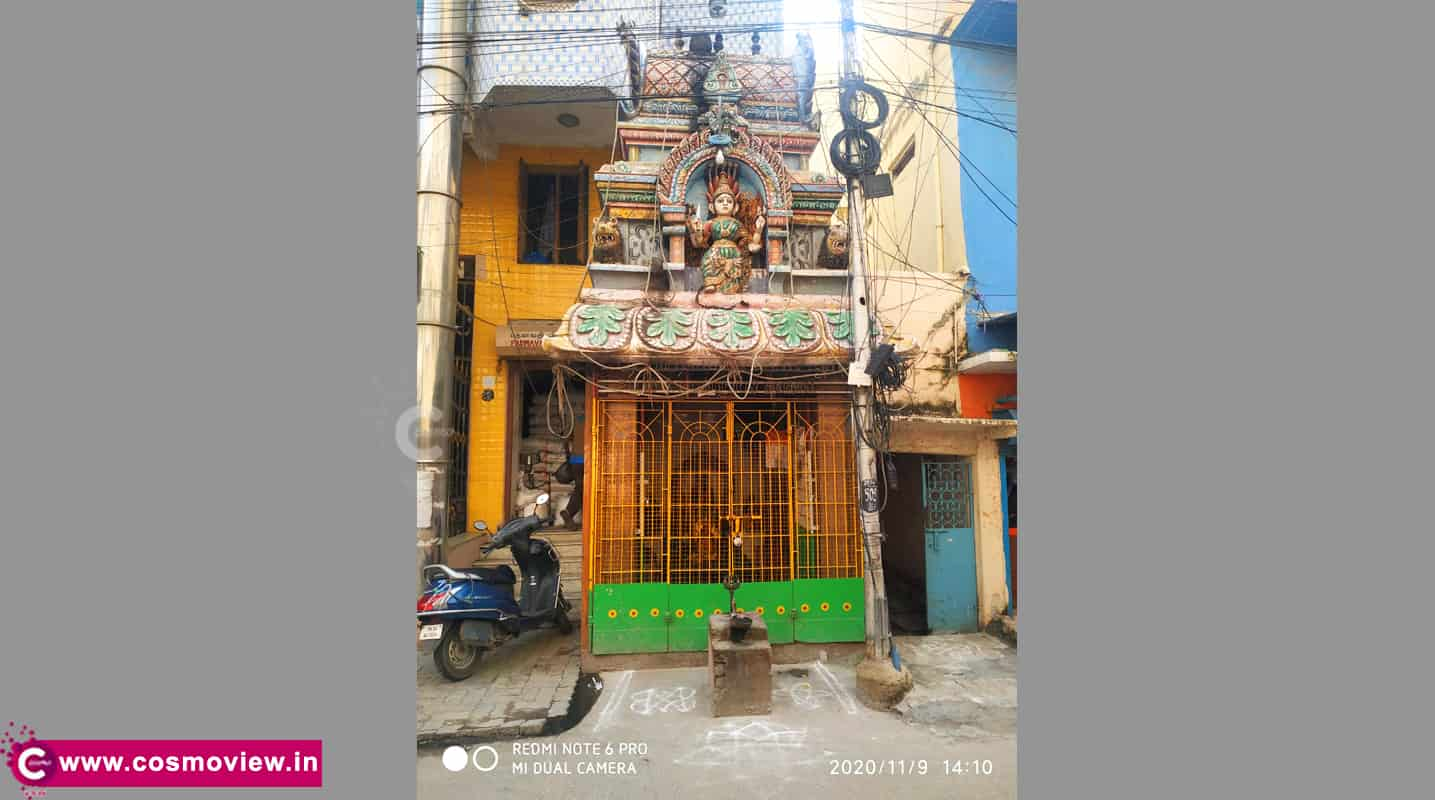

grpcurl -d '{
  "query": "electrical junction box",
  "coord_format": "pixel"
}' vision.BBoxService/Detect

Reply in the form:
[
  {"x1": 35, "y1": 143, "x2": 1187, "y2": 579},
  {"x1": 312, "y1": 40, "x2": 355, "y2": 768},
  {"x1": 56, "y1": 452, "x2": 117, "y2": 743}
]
[{"x1": 847, "y1": 362, "x2": 873, "y2": 387}]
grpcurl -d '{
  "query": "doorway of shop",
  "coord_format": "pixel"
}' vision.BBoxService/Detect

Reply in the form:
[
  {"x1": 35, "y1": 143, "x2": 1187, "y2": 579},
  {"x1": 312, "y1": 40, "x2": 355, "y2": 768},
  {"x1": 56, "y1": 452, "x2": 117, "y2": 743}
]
[{"x1": 878, "y1": 454, "x2": 981, "y2": 634}]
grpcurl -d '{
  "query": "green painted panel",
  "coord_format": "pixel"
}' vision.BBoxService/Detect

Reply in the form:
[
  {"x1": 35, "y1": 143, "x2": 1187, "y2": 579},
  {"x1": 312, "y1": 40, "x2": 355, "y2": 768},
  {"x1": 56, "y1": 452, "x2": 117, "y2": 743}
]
[
  {"x1": 590, "y1": 583, "x2": 669, "y2": 654},
  {"x1": 666, "y1": 584, "x2": 733, "y2": 652},
  {"x1": 792, "y1": 578, "x2": 865, "y2": 643},
  {"x1": 734, "y1": 581, "x2": 796, "y2": 644},
  {"x1": 796, "y1": 531, "x2": 820, "y2": 577},
  {"x1": 591, "y1": 580, "x2": 850, "y2": 653}
]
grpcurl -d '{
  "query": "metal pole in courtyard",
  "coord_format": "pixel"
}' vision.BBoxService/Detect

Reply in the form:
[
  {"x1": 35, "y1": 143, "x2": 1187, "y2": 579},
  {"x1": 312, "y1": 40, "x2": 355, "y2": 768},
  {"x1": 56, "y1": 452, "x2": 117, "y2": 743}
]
[
  {"x1": 840, "y1": 0, "x2": 911, "y2": 707},
  {"x1": 416, "y1": 0, "x2": 470, "y2": 593}
]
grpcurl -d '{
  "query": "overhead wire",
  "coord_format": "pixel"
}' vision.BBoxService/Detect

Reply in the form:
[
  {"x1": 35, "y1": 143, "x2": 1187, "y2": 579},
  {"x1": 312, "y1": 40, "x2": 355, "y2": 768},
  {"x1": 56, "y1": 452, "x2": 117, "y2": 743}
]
[
  {"x1": 418, "y1": 21, "x2": 800, "y2": 52},
  {"x1": 418, "y1": 8, "x2": 984, "y2": 58},
  {"x1": 860, "y1": 38, "x2": 1016, "y2": 224},
  {"x1": 418, "y1": 0, "x2": 788, "y2": 24},
  {"x1": 842, "y1": 0, "x2": 1001, "y2": 447}
]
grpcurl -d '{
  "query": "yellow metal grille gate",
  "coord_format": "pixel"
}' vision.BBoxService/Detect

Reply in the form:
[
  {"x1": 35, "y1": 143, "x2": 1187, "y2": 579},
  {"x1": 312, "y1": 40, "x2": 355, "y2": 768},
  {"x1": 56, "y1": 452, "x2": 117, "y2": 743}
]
[{"x1": 588, "y1": 398, "x2": 867, "y2": 653}]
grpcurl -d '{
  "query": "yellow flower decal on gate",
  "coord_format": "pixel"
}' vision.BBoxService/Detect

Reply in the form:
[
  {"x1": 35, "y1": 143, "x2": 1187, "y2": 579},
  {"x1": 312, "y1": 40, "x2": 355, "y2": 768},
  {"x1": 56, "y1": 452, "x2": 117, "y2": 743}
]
[
  {"x1": 675, "y1": 608, "x2": 685, "y2": 618},
  {"x1": 842, "y1": 601, "x2": 853, "y2": 612},
  {"x1": 650, "y1": 608, "x2": 660, "y2": 617},
  {"x1": 800, "y1": 603, "x2": 811, "y2": 613},
  {"x1": 628, "y1": 608, "x2": 639, "y2": 618},
  {"x1": 776, "y1": 605, "x2": 787, "y2": 615},
  {"x1": 820, "y1": 602, "x2": 830, "y2": 612},
  {"x1": 607, "y1": 609, "x2": 618, "y2": 618},
  {"x1": 694, "y1": 609, "x2": 704, "y2": 618},
  {"x1": 755, "y1": 606, "x2": 765, "y2": 615}
]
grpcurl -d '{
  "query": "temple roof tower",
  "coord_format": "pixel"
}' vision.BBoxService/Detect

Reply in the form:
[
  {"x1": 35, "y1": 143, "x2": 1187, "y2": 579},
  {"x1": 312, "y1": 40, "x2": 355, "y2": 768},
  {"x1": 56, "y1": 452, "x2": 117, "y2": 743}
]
[{"x1": 543, "y1": 26, "x2": 911, "y2": 367}]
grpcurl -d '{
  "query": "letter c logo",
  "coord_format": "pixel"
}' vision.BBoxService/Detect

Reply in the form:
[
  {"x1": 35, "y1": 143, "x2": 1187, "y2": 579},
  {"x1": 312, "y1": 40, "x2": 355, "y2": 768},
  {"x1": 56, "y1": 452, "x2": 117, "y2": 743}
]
[{"x1": 18, "y1": 746, "x2": 50, "y2": 781}]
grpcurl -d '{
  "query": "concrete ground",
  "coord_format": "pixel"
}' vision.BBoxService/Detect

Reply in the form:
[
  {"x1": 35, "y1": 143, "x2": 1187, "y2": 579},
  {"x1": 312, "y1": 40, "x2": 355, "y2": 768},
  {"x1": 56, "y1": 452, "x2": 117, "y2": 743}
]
[
  {"x1": 417, "y1": 626, "x2": 582, "y2": 744},
  {"x1": 894, "y1": 633, "x2": 1018, "y2": 742},
  {"x1": 417, "y1": 633, "x2": 1016, "y2": 799}
]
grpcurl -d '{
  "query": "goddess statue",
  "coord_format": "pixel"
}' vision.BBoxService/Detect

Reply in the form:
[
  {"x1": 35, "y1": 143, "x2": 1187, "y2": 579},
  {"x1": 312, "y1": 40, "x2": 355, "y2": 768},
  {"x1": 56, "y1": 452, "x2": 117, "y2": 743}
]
[{"x1": 686, "y1": 164, "x2": 765, "y2": 294}]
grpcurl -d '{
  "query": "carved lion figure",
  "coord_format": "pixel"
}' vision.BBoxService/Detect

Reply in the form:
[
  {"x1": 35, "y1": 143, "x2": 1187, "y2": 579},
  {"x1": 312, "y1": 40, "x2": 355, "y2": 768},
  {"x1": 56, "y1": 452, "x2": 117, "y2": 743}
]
[
  {"x1": 817, "y1": 219, "x2": 849, "y2": 269},
  {"x1": 591, "y1": 217, "x2": 623, "y2": 263}
]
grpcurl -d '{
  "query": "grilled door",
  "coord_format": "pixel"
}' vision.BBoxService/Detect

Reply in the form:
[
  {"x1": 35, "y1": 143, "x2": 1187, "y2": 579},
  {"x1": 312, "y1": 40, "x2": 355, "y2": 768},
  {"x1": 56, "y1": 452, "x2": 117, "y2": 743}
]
[
  {"x1": 589, "y1": 402, "x2": 669, "y2": 654},
  {"x1": 922, "y1": 458, "x2": 979, "y2": 632},
  {"x1": 589, "y1": 399, "x2": 864, "y2": 654}
]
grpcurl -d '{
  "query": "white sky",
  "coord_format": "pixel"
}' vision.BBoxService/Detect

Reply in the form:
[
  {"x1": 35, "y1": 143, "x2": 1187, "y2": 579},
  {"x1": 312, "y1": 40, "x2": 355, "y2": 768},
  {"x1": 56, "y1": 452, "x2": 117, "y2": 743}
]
[
  {"x1": 782, "y1": 1, "x2": 848, "y2": 175},
  {"x1": 784, "y1": 1, "x2": 846, "y2": 83}
]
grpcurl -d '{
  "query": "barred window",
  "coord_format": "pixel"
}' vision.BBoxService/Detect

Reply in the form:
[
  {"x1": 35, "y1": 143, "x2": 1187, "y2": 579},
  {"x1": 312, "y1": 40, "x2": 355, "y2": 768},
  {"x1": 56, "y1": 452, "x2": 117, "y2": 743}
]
[{"x1": 518, "y1": 161, "x2": 589, "y2": 265}]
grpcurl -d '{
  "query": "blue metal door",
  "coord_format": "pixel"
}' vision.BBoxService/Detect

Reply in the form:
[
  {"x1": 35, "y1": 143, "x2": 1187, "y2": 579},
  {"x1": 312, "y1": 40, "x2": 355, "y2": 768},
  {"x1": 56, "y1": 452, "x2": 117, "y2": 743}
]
[{"x1": 922, "y1": 459, "x2": 979, "y2": 632}]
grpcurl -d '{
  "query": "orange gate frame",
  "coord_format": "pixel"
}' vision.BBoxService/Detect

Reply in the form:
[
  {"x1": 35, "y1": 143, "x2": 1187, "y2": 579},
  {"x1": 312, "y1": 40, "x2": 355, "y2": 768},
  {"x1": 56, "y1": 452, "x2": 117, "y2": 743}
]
[{"x1": 584, "y1": 397, "x2": 862, "y2": 596}]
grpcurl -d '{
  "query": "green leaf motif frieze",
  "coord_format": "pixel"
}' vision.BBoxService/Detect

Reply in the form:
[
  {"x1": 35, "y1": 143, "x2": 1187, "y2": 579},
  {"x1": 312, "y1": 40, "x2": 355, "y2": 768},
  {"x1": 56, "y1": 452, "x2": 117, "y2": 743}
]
[
  {"x1": 575, "y1": 305, "x2": 626, "y2": 347},
  {"x1": 767, "y1": 309, "x2": 817, "y2": 349},
  {"x1": 706, "y1": 310, "x2": 757, "y2": 350},
  {"x1": 564, "y1": 302, "x2": 877, "y2": 359},
  {"x1": 643, "y1": 308, "x2": 694, "y2": 348}
]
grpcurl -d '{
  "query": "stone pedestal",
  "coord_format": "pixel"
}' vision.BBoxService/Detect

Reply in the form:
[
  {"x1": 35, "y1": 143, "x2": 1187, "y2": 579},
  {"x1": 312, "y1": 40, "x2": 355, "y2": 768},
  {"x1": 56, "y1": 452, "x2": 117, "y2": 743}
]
[{"x1": 707, "y1": 613, "x2": 773, "y2": 717}]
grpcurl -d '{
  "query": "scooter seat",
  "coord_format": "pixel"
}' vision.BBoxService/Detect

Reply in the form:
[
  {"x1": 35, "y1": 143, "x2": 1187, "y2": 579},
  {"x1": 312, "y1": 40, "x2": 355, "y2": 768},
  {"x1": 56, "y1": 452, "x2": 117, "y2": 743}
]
[{"x1": 457, "y1": 565, "x2": 516, "y2": 584}]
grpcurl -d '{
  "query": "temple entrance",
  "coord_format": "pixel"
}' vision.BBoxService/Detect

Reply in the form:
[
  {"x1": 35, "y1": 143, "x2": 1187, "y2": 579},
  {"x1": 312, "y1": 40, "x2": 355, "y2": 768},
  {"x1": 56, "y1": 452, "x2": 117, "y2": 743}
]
[{"x1": 587, "y1": 398, "x2": 865, "y2": 654}]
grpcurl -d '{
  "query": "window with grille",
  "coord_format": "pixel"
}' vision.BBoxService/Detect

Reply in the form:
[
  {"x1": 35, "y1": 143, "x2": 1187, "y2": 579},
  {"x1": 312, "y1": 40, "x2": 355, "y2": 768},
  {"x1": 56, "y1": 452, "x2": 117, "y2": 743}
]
[
  {"x1": 518, "y1": 161, "x2": 589, "y2": 265},
  {"x1": 446, "y1": 265, "x2": 475, "y2": 537}
]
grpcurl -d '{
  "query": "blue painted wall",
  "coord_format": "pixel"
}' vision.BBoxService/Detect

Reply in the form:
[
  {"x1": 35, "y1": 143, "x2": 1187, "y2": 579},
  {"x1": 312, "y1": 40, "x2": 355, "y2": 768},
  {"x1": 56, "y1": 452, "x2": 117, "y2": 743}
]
[
  {"x1": 951, "y1": 0, "x2": 1017, "y2": 353},
  {"x1": 970, "y1": 314, "x2": 1017, "y2": 353}
]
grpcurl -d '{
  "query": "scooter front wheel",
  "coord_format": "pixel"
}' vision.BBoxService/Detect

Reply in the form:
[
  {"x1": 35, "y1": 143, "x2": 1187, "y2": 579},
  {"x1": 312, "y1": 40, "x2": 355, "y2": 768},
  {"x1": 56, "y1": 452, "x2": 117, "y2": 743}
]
[{"x1": 434, "y1": 625, "x2": 483, "y2": 681}]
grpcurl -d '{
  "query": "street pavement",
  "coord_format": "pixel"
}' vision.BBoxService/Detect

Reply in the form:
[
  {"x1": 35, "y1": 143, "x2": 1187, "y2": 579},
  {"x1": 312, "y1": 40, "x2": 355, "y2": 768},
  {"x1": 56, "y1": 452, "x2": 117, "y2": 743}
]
[
  {"x1": 417, "y1": 633, "x2": 1016, "y2": 799},
  {"x1": 417, "y1": 625, "x2": 582, "y2": 744}
]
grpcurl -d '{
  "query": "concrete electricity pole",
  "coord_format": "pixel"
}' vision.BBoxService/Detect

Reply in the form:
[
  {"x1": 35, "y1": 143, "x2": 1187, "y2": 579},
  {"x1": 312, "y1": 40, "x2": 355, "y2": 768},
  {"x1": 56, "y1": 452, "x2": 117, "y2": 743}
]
[
  {"x1": 416, "y1": 0, "x2": 471, "y2": 593},
  {"x1": 840, "y1": 0, "x2": 913, "y2": 709}
]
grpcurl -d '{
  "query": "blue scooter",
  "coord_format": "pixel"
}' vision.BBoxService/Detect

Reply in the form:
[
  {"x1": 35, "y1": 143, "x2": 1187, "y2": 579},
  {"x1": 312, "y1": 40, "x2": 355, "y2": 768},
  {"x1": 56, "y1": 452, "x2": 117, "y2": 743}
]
[{"x1": 416, "y1": 493, "x2": 574, "y2": 680}]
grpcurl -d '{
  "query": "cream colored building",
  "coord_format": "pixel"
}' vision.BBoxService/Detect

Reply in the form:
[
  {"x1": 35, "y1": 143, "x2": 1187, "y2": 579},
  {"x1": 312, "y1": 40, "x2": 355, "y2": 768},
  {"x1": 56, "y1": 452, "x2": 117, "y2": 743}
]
[
  {"x1": 800, "y1": 1, "x2": 1015, "y2": 630},
  {"x1": 805, "y1": 1, "x2": 975, "y2": 412}
]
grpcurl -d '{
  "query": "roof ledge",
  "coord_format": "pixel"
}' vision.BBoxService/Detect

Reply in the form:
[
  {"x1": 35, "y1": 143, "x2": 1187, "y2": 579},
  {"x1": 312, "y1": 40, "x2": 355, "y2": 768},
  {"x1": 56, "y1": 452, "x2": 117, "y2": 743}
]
[{"x1": 958, "y1": 349, "x2": 1017, "y2": 374}]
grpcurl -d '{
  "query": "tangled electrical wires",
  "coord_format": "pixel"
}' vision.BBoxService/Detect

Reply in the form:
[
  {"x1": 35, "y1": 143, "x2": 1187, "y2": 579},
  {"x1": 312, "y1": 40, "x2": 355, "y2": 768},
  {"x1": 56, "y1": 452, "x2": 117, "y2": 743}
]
[
  {"x1": 829, "y1": 80, "x2": 889, "y2": 178},
  {"x1": 866, "y1": 343, "x2": 908, "y2": 393},
  {"x1": 856, "y1": 349, "x2": 908, "y2": 455}
]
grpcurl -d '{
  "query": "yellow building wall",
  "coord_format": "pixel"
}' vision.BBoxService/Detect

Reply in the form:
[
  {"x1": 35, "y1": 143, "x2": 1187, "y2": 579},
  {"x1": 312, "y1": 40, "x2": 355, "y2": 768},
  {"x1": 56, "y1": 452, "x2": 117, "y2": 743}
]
[{"x1": 459, "y1": 143, "x2": 611, "y2": 535}]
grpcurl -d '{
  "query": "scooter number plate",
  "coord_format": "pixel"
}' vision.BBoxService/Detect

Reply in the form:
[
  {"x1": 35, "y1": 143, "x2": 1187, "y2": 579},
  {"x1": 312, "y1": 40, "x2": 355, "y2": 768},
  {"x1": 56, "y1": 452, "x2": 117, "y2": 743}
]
[{"x1": 418, "y1": 624, "x2": 444, "y2": 641}]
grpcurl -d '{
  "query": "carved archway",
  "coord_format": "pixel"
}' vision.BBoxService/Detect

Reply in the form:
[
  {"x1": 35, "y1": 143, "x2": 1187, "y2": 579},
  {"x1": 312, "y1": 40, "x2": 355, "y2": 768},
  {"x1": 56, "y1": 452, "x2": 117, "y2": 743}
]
[{"x1": 657, "y1": 128, "x2": 792, "y2": 211}]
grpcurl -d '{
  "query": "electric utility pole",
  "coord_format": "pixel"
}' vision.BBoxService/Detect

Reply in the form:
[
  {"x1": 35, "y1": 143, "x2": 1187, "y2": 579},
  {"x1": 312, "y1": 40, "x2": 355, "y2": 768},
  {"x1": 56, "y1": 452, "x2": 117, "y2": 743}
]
[
  {"x1": 840, "y1": 0, "x2": 905, "y2": 703},
  {"x1": 416, "y1": 0, "x2": 470, "y2": 593}
]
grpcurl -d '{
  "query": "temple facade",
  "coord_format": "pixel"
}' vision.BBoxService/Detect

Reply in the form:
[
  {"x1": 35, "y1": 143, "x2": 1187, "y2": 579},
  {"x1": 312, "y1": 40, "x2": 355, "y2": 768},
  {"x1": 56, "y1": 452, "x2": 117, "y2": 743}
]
[
  {"x1": 532, "y1": 39, "x2": 910, "y2": 664},
  {"x1": 444, "y1": 2, "x2": 1014, "y2": 667}
]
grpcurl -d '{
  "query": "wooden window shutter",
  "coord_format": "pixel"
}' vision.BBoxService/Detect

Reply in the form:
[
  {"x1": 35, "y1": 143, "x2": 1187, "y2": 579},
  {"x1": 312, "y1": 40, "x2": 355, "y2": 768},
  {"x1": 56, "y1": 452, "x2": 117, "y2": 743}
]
[
  {"x1": 516, "y1": 159, "x2": 529, "y2": 262},
  {"x1": 579, "y1": 161, "x2": 590, "y2": 263}
]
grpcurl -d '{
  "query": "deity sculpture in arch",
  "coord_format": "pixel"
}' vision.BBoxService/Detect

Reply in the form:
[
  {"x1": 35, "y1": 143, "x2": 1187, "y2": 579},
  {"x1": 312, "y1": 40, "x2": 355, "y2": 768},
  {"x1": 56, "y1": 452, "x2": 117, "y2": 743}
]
[{"x1": 686, "y1": 163, "x2": 765, "y2": 294}]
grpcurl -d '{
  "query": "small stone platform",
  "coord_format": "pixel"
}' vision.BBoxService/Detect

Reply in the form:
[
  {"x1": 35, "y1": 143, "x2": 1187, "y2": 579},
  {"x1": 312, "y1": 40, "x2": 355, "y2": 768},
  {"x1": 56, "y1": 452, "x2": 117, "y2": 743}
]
[{"x1": 707, "y1": 613, "x2": 773, "y2": 717}]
